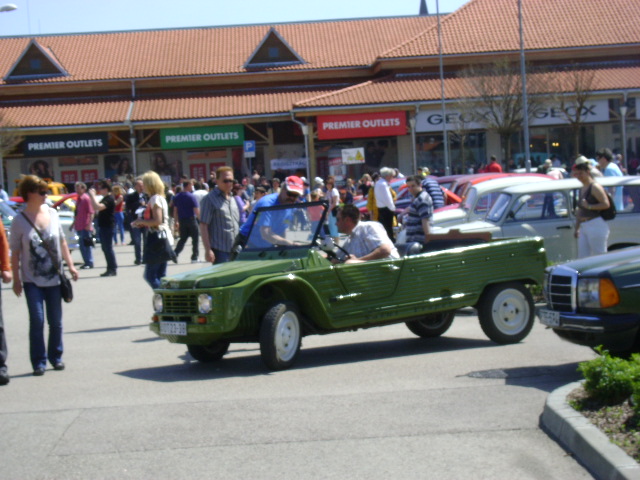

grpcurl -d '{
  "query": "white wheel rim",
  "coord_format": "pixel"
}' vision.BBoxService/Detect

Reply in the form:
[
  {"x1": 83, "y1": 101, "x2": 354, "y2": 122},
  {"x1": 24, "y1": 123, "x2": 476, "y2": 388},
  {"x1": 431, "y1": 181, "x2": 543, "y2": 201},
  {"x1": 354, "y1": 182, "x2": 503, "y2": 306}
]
[
  {"x1": 275, "y1": 311, "x2": 300, "y2": 362},
  {"x1": 491, "y1": 289, "x2": 530, "y2": 335}
]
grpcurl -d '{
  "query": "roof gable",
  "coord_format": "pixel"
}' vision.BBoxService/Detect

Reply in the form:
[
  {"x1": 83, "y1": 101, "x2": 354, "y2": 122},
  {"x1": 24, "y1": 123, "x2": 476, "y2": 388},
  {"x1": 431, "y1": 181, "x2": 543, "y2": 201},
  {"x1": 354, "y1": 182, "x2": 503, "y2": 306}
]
[
  {"x1": 4, "y1": 38, "x2": 68, "y2": 81},
  {"x1": 244, "y1": 27, "x2": 305, "y2": 69}
]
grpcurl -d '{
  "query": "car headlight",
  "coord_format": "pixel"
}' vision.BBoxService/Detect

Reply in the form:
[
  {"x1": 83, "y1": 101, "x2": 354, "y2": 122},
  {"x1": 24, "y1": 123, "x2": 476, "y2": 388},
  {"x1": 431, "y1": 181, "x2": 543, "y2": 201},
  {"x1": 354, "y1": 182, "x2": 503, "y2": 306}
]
[
  {"x1": 153, "y1": 294, "x2": 163, "y2": 313},
  {"x1": 577, "y1": 278, "x2": 620, "y2": 309},
  {"x1": 197, "y1": 294, "x2": 213, "y2": 314}
]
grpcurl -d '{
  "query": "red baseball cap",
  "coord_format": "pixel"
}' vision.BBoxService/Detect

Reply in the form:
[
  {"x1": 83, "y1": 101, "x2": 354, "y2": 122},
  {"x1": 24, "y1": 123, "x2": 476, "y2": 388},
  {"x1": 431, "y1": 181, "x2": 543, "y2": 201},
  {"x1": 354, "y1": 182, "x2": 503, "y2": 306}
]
[{"x1": 284, "y1": 176, "x2": 305, "y2": 195}]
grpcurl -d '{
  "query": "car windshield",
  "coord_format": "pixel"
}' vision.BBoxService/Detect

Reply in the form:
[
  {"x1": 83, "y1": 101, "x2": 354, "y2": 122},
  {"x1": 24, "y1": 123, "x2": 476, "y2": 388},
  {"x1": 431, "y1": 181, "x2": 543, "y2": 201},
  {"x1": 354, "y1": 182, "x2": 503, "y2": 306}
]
[
  {"x1": 244, "y1": 200, "x2": 329, "y2": 252},
  {"x1": 485, "y1": 193, "x2": 512, "y2": 222},
  {"x1": 0, "y1": 201, "x2": 17, "y2": 220}
]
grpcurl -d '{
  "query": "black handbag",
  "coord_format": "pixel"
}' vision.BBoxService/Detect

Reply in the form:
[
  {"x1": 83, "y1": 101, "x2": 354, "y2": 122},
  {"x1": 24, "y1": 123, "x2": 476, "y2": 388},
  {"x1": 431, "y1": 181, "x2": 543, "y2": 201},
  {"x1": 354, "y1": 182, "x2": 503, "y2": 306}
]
[
  {"x1": 21, "y1": 212, "x2": 73, "y2": 303},
  {"x1": 82, "y1": 234, "x2": 95, "y2": 247},
  {"x1": 600, "y1": 192, "x2": 617, "y2": 221},
  {"x1": 143, "y1": 228, "x2": 177, "y2": 265}
]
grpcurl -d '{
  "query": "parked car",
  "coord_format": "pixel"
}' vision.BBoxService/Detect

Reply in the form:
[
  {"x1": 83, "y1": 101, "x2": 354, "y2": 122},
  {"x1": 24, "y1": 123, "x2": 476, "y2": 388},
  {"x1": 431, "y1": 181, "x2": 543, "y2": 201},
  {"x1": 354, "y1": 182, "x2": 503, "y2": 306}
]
[
  {"x1": 432, "y1": 176, "x2": 640, "y2": 264},
  {"x1": 540, "y1": 247, "x2": 640, "y2": 356},
  {"x1": 0, "y1": 200, "x2": 17, "y2": 240},
  {"x1": 149, "y1": 200, "x2": 547, "y2": 370},
  {"x1": 436, "y1": 172, "x2": 549, "y2": 202}
]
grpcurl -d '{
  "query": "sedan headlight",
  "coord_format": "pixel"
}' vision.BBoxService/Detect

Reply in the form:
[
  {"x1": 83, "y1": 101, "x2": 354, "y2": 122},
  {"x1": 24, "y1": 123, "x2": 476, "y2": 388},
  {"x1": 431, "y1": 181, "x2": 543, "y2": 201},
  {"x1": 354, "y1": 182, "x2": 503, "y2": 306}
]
[
  {"x1": 153, "y1": 294, "x2": 164, "y2": 313},
  {"x1": 197, "y1": 294, "x2": 213, "y2": 314},
  {"x1": 577, "y1": 278, "x2": 620, "y2": 309}
]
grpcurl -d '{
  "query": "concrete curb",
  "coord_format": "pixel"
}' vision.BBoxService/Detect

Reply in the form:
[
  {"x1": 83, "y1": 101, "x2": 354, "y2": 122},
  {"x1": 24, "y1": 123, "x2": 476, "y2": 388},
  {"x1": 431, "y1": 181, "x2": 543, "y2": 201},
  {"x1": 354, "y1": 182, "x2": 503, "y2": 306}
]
[{"x1": 541, "y1": 381, "x2": 640, "y2": 480}]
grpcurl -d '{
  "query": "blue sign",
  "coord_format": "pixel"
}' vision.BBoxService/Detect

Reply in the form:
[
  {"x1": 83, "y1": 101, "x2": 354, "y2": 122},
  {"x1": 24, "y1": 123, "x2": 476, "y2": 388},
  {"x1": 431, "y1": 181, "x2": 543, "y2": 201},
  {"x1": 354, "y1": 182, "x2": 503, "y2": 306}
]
[{"x1": 243, "y1": 140, "x2": 256, "y2": 157}]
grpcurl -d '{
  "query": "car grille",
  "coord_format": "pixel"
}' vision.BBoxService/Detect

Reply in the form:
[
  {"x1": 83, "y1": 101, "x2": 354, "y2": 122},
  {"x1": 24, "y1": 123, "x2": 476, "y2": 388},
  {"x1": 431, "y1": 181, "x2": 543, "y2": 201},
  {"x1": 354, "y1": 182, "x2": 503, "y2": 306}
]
[
  {"x1": 544, "y1": 267, "x2": 576, "y2": 312},
  {"x1": 162, "y1": 293, "x2": 199, "y2": 315}
]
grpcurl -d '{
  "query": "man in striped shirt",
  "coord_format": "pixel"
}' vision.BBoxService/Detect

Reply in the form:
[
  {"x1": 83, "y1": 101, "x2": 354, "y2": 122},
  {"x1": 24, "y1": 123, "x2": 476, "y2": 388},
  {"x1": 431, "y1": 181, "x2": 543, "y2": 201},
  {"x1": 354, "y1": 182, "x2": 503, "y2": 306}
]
[
  {"x1": 403, "y1": 175, "x2": 433, "y2": 244},
  {"x1": 199, "y1": 166, "x2": 240, "y2": 264}
]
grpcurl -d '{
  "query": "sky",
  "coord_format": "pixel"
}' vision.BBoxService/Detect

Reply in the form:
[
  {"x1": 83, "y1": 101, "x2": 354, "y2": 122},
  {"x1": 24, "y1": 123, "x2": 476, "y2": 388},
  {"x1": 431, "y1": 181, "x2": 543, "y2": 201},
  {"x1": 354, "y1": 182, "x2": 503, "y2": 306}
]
[{"x1": 0, "y1": 0, "x2": 470, "y2": 37}]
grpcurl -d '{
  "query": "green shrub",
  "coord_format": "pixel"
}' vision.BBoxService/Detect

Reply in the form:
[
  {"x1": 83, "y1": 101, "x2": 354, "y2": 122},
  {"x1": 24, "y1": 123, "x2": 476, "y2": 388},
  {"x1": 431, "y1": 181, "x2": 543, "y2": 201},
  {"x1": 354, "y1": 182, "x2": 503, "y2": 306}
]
[{"x1": 578, "y1": 347, "x2": 640, "y2": 405}]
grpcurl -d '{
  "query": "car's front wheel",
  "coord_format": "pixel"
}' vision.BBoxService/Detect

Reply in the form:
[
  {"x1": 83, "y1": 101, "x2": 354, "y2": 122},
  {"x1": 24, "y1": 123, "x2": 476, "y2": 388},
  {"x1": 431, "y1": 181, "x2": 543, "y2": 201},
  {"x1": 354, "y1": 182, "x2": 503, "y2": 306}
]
[
  {"x1": 406, "y1": 311, "x2": 455, "y2": 338},
  {"x1": 187, "y1": 341, "x2": 230, "y2": 363},
  {"x1": 477, "y1": 282, "x2": 534, "y2": 344},
  {"x1": 260, "y1": 302, "x2": 302, "y2": 370}
]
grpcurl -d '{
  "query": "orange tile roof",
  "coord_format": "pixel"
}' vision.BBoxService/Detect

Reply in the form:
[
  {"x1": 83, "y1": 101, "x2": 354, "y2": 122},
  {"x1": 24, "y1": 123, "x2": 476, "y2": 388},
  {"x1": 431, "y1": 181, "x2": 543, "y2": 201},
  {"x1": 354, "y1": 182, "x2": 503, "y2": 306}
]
[
  {"x1": 381, "y1": 0, "x2": 640, "y2": 58},
  {"x1": 294, "y1": 64, "x2": 640, "y2": 109},
  {"x1": 1, "y1": 100, "x2": 131, "y2": 128},
  {"x1": 0, "y1": 17, "x2": 436, "y2": 84}
]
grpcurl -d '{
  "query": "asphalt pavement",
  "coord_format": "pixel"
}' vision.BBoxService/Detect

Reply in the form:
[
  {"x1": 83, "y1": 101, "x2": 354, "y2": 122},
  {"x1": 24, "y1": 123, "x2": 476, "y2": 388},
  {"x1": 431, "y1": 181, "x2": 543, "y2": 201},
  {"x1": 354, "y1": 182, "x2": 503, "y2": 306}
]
[{"x1": 0, "y1": 241, "x2": 604, "y2": 479}]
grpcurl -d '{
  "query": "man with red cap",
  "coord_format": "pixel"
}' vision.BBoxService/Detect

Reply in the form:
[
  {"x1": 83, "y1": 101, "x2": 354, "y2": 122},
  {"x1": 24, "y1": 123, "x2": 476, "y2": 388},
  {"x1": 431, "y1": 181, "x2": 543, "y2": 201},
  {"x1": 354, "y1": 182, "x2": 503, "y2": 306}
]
[{"x1": 237, "y1": 176, "x2": 304, "y2": 248}]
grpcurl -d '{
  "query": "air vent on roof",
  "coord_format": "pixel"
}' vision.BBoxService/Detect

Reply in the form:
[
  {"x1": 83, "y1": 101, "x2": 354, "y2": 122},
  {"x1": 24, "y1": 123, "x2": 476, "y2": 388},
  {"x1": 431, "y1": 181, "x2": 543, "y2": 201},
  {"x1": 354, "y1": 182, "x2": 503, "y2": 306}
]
[
  {"x1": 4, "y1": 38, "x2": 69, "y2": 82},
  {"x1": 244, "y1": 27, "x2": 305, "y2": 70}
]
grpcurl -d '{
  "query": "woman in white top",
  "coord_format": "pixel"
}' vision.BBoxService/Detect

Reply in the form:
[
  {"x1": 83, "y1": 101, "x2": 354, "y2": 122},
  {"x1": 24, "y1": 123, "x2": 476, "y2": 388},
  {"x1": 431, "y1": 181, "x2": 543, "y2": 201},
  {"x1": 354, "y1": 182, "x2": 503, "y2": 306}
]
[
  {"x1": 131, "y1": 171, "x2": 174, "y2": 289},
  {"x1": 10, "y1": 175, "x2": 78, "y2": 376},
  {"x1": 325, "y1": 176, "x2": 340, "y2": 241}
]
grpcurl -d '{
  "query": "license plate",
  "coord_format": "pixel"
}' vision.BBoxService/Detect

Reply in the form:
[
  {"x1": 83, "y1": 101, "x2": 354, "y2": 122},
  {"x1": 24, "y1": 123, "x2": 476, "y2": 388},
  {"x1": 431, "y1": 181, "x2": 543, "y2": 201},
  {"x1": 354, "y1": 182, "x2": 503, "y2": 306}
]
[
  {"x1": 539, "y1": 308, "x2": 560, "y2": 327},
  {"x1": 160, "y1": 321, "x2": 187, "y2": 336}
]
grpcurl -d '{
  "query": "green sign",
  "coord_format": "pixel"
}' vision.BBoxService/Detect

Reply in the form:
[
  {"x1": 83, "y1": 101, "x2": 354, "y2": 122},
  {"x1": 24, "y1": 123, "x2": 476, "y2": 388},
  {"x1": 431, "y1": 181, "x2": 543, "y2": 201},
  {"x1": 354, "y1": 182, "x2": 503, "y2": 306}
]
[{"x1": 160, "y1": 125, "x2": 244, "y2": 149}]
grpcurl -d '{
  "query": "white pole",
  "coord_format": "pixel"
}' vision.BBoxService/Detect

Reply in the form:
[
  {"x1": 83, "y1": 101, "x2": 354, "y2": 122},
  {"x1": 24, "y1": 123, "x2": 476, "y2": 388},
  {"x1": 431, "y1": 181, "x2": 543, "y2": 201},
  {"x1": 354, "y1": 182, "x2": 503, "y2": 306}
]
[
  {"x1": 518, "y1": 0, "x2": 531, "y2": 172},
  {"x1": 436, "y1": 0, "x2": 449, "y2": 175}
]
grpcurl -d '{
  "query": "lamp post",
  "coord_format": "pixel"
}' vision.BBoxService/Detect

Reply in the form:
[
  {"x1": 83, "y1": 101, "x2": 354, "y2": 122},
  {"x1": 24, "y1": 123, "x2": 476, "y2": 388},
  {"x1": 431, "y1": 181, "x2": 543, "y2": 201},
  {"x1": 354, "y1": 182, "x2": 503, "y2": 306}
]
[
  {"x1": 0, "y1": 4, "x2": 18, "y2": 193},
  {"x1": 620, "y1": 102, "x2": 628, "y2": 173},
  {"x1": 436, "y1": 0, "x2": 450, "y2": 175},
  {"x1": 518, "y1": 0, "x2": 531, "y2": 172},
  {"x1": 409, "y1": 116, "x2": 417, "y2": 174}
]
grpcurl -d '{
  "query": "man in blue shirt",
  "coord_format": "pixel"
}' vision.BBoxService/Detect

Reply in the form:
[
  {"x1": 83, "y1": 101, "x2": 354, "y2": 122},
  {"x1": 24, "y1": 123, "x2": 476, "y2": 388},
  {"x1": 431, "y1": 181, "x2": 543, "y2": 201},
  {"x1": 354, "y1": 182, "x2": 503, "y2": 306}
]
[
  {"x1": 239, "y1": 176, "x2": 304, "y2": 249},
  {"x1": 596, "y1": 148, "x2": 624, "y2": 211},
  {"x1": 404, "y1": 175, "x2": 433, "y2": 244},
  {"x1": 172, "y1": 179, "x2": 200, "y2": 263}
]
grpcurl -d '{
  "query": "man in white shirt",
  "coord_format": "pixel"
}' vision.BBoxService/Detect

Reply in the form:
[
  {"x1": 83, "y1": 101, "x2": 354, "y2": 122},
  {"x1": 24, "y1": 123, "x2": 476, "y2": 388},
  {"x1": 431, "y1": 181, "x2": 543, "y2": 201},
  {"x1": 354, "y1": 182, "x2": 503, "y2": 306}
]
[
  {"x1": 374, "y1": 166, "x2": 396, "y2": 241},
  {"x1": 336, "y1": 204, "x2": 399, "y2": 263}
]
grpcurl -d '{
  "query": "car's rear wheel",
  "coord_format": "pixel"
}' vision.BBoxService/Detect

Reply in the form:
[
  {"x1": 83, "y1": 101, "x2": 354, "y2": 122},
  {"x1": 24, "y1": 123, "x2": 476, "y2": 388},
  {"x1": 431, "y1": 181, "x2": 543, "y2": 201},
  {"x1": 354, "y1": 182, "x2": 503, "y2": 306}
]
[
  {"x1": 406, "y1": 311, "x2": 455, "y2": 338},
  {"x1": 187, "y1": 341, "x2": 230, "y2": 363},
  {"x1": 478, "y1": 282, "x2": 534, "y2": 344},
  {"x1": 260, "y1": 302, "x2": 302, "y2": 371}
]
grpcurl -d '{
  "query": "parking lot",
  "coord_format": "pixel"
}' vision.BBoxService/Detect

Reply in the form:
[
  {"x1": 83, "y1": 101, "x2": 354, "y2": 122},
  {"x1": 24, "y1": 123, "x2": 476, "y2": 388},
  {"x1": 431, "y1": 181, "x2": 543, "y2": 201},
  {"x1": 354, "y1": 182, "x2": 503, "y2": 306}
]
[{"x1": 1, "y1": 245, "x2": 595, "y2": 479}]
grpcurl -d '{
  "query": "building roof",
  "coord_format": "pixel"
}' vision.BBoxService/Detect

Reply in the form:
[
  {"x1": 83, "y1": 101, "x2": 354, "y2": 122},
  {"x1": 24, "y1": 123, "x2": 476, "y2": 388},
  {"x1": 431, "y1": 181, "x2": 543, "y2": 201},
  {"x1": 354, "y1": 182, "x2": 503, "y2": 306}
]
[
  {"x1": 294, "y1": 64, "x2": 640, "y2": 109},
  {"x1": 0, "y1": 17, "x2": 436, "y2": 84},
  {"x1": 381, "y1": 0, "x2": 640, "y2": 59}
]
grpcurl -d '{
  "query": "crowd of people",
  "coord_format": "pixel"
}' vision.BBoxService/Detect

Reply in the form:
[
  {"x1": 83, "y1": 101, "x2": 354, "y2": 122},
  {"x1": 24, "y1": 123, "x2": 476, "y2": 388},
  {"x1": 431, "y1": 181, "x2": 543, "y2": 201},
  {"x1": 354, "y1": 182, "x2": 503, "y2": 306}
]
[{"x1": 0, "y1": 145, "x2": 632, "y2": 385}]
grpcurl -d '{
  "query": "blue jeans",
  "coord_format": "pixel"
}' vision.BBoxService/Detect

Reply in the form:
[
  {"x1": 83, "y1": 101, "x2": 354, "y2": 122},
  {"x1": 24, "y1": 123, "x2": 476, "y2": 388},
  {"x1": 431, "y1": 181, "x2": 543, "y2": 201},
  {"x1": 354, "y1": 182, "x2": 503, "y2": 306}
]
[
  {"x1": 113, "y1": 212, "x2": 125, "y2": 244},
  {"x1": 78, "y1": 229, "x2": 94, "y2": 267},
  {"x1": 131, "y1": 227, "x2": 144, "y2": 263},
  {"x1": 99, "y1": 227, "x2": 117, "y2": 272},
  {"x1": 0, "y1": 289, "x2": 7, "y2": 374},
  {"x1": 212, "y1": 249, "x2": 231, "y2": 264},
  {"x1": 23, "y1": 283, "x2": 63, "y2": 370},
  {"x1": 144, "y1": 261, "x2": 167, "y2": 289}
]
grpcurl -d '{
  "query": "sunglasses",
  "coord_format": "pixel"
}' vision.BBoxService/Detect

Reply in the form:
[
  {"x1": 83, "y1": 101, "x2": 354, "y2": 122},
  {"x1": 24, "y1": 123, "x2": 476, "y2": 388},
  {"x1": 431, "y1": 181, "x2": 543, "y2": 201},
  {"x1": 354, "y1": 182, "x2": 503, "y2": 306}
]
[
  {"x1": 36, "y1": 190, "x2": 47, "y2": 196},
  {"x1": 221, "y1": 179, "x2": 234, "y2": 184},
  {"x1": 286, "y1": 192, "x2": 300, "y2": 199}
]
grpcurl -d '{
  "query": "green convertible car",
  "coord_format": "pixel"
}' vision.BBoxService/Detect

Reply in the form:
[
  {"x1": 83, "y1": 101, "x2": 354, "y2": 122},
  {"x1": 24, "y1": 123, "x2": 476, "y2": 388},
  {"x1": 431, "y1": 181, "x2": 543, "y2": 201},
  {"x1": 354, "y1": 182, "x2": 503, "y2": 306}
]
[{"x1": 150, "y1": 201, "x2": 547, "y2": 370}]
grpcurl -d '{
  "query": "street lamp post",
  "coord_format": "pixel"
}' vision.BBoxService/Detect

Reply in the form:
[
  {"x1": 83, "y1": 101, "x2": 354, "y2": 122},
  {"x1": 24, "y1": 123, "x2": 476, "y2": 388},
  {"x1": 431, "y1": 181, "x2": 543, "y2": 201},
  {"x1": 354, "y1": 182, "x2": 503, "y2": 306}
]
[
  {"x1": 620, "y1": 102, "x2": 628, "y2": 173},
  {"x1": 0, "y1": 4, "x2": 18, "y2": 193}
]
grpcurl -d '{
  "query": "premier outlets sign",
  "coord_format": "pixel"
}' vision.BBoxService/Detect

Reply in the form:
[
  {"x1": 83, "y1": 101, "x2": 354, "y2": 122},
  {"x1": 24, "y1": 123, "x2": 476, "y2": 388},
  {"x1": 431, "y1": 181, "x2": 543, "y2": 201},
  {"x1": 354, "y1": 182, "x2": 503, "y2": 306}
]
[
  {"x1": 415, "y1": 99, "x2": 610, "y2": 133},
  {"x1": 24, "y1": 132, "x2": 109, "y2": 157},
  {"x1": 160, "y1": 125, "x2": 244, "y2": 149},
  {"x1": 317, "y1": 112, "x2": 407, "y2": 140}
]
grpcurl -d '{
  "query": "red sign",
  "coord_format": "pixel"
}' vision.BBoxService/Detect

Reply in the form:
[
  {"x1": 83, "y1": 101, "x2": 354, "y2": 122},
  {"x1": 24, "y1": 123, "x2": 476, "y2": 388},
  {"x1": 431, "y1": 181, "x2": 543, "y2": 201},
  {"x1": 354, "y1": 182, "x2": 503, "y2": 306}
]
[
  {"x1": 190, "y1": 163, "x2": 206, "y2": 181},
  {"x1": 60, "y1": 170, "x2": 78, "y2": 183},
  {"x1": 81, "y1": 169, "x2": 98, "y2": 183},
  {"x1": 317, "y1": 111, "x2": 407, "y2": 140}
]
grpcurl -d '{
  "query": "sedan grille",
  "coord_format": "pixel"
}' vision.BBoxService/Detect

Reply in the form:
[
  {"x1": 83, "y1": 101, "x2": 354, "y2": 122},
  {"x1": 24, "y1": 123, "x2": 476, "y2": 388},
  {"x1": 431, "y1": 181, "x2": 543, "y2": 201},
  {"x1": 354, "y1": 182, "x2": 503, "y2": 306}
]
[{"x1": 544, "y1": 267, "x2": 576, "y2": 312}]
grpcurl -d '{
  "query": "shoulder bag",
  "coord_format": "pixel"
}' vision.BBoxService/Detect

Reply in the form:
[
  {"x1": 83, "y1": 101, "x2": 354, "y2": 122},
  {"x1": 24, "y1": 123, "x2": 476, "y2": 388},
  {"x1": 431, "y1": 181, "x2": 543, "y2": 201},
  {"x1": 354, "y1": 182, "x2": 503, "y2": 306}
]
[
  {"x1": 600, "y1": 192, "x2": 616, "y2": 221},
  {"x1": 21, "y1": 212, "x2": 73, "y2": 303},
  {"x1": 142, "y1": 198, "x2": 177, "y2": 265}
]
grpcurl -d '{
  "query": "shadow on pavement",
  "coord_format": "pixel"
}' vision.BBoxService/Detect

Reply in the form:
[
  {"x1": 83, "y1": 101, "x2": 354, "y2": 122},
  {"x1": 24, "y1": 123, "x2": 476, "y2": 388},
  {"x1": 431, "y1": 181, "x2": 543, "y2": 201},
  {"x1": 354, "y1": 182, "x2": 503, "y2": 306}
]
[
  {"x1": 462, "y1": 362, "x2": 583, "y2": 393},
  {"x1": 67, "y1": 324, "x2": 149, "y2": 334},
  {"x1": 117, "y1": 336, "x2": 494, "y2": 382}
]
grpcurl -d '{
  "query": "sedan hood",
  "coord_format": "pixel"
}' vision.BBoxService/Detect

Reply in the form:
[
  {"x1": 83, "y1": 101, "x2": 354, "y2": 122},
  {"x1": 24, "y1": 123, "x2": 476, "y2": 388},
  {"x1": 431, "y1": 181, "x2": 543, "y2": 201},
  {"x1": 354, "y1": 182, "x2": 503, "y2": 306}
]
[
  {"x1": 433, "y1": 208, "x2": 467, "y2": 227},
  {"x1": 432, "y1": 220, "x2": 500, "y2": 235},
  {"x1": 558, "y1": 247, "x2": 640, "y2": 277}
]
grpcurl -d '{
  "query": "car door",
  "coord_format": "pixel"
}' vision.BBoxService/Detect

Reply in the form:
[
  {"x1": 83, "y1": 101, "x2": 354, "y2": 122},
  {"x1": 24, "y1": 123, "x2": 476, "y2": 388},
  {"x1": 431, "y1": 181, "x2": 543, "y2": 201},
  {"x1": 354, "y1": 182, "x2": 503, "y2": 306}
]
[
  {"x1": 334, "y1": 259, "x2": 403, "y2": 306},
  {"x1": 500, "y1": 190, "x2": 577, "y2": 263}
]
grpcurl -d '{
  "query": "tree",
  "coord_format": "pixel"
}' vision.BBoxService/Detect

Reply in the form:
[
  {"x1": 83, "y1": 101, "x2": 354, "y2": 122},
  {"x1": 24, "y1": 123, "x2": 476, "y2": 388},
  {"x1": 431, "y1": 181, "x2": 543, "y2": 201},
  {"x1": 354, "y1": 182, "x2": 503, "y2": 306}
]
[
  {"x1": 0, "y1": 111, "x2": 23, "y2": 191},
  {"x1": 549, "y1": 65, "x2": 597, "y2": 157},
  {"x1": 457, "y1": 58, "x2": 543, "y2": 166}
]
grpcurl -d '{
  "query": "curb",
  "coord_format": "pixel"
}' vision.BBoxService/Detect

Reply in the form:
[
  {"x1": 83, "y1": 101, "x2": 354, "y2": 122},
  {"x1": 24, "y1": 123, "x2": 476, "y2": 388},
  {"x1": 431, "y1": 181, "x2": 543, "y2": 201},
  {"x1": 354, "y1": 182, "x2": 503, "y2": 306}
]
[{"x1": 541, "y1": 381, "x2": 640, "y2": 480}]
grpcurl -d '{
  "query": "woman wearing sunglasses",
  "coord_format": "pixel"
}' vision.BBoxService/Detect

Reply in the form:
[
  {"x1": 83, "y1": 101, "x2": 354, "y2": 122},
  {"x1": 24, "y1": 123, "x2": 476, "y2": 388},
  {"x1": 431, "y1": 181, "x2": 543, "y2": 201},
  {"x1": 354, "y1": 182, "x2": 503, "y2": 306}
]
[{"x1": 10, "y1": 175, "x2": 78, "y2": 377}]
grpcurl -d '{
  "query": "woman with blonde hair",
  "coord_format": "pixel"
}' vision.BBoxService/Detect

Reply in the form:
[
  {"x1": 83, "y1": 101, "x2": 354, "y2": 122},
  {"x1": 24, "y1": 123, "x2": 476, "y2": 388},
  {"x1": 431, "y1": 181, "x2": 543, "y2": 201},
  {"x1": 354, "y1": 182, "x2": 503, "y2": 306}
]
[
  {"x1": 10, "y1": 175, "x2": 78, "y2": 376},
  {"x1": 112, "y1": 184, "x2": 126, "y2": 245},
  {"x1": 131, "y1": 171, "x2": 174, "y2": 288}
]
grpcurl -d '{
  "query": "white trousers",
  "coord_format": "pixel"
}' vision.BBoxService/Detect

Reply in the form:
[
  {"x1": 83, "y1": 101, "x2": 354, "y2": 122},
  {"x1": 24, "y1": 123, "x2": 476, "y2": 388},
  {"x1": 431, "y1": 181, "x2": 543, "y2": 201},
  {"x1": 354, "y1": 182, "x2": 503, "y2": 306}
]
[{"x1": 577, "y1": 216, "x2": 609, "y2": 258}]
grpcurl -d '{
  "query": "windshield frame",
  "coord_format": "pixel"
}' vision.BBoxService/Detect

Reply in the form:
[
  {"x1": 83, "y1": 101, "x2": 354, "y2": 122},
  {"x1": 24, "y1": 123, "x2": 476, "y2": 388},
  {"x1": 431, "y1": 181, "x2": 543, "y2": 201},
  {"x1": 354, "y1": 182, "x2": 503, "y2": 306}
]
[
  {"x1": 485, "y1": 193, "x2": 513, "y2": 223},
  {"x1": 242, "y1": 200, "x2": 329, "y2": 254}
]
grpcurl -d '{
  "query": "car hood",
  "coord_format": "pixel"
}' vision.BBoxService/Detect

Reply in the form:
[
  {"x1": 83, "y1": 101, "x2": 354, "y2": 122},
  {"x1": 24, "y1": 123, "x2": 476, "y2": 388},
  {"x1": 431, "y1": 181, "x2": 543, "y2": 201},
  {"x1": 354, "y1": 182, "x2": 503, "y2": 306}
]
[
  {"x1": 159, "y1": 258, "x2": 304, "y2": 290},
  {"x1": 432, "y1": 220, "x2": 500, "y2": 235},
  {"x1": 433, "y1": 208, "x2": 467, "y2": 227},
  {"x1": 557, "y1": 247, "x2": 640, "y2": 277}
]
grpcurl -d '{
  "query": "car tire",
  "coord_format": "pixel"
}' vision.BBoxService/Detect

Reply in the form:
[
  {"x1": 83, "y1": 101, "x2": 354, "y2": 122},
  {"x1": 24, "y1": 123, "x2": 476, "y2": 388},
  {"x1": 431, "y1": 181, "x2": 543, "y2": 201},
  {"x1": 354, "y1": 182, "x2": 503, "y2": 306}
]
[
  {"x1": 187, "y1": 341, "x2": 230, "y2": 363},
  {"x1": 260, "y1": 302, "x2": 302, "y2": 371},
  {"x1": 478, "y1": 282, "x2": 534, "y2": 344},
  {"x1": 405, "y1": 311, "x2": 455, "y2": 338}
]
